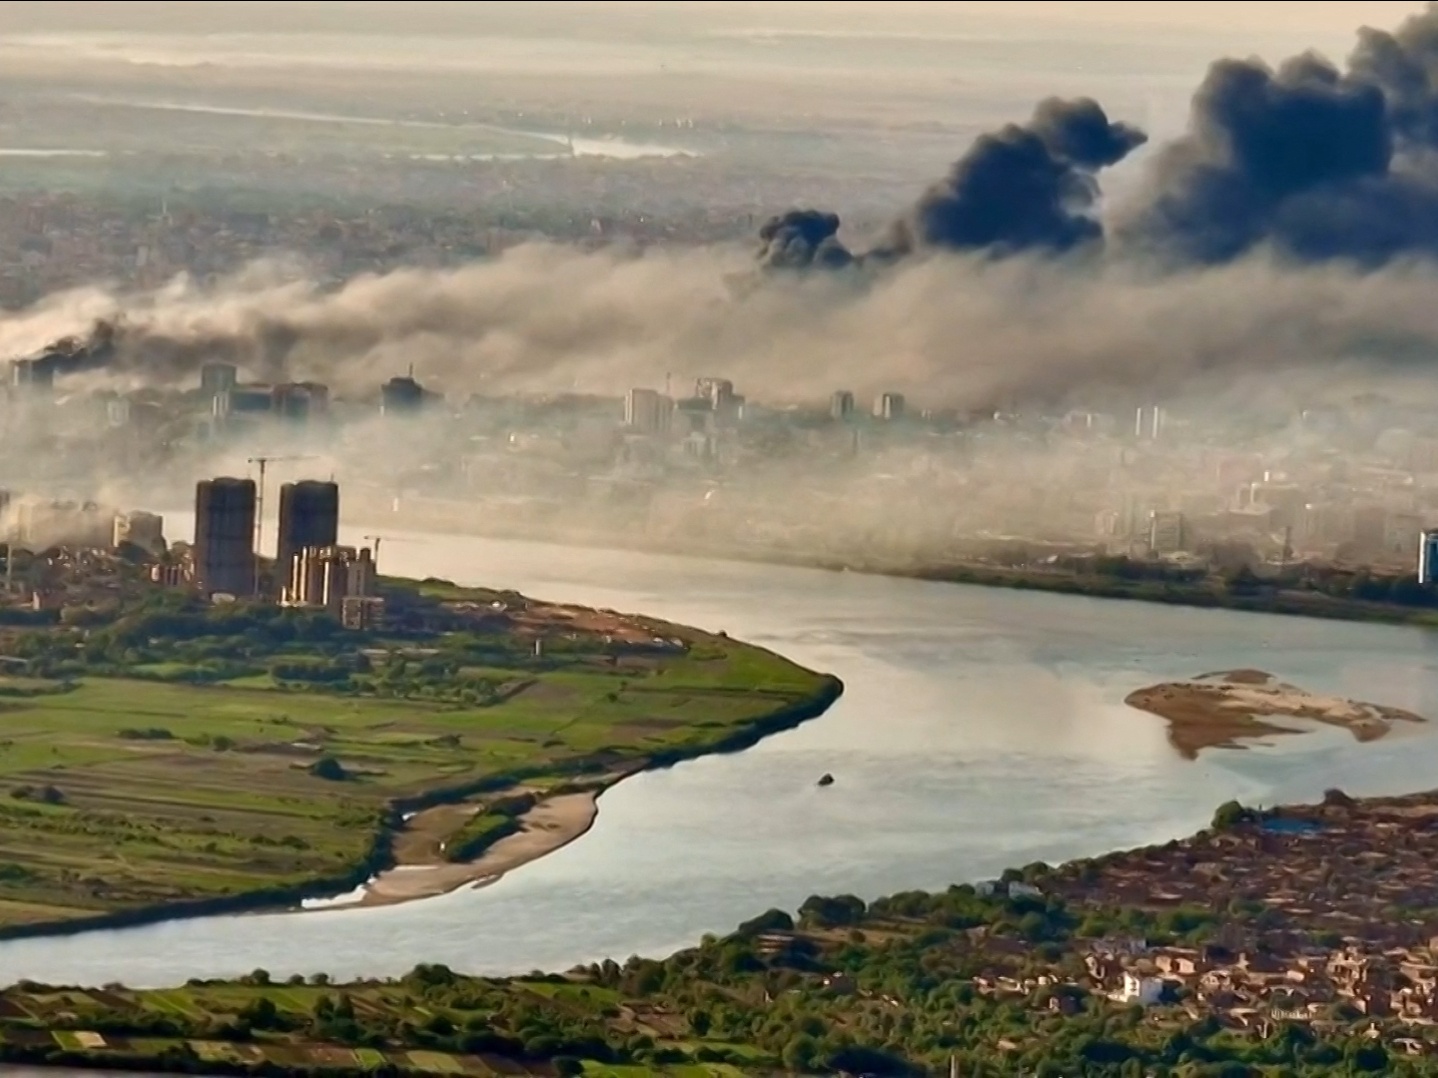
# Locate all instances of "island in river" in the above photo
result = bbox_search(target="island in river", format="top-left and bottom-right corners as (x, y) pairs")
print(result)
(10, 786), (1438, 1076)
(1125, 668), (1427, 759)
(0, 563), (840, 937)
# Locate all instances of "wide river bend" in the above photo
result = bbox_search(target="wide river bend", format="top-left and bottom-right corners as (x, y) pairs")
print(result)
(4, 529), (1438, 987)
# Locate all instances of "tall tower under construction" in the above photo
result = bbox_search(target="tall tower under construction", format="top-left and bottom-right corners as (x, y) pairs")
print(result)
(277, 481), (340, 581)
(194, 478), (257, 598)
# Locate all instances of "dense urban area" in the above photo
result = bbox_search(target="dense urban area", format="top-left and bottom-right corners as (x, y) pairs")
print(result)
(6, 336), (1438, 620)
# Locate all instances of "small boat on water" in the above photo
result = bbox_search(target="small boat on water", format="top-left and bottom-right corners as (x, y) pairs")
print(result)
(817, 773), (835, 788)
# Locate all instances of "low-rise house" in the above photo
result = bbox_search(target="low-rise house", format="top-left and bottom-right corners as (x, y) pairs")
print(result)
(1112, 973), (1164, 1007)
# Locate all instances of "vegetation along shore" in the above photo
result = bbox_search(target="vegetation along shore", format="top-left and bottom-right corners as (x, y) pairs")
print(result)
(9, 787), (1438, 1076)
(0, 566), (841, 939)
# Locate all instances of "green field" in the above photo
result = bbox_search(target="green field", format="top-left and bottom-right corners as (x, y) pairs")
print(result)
(0, 971), (774, 1076)
(0, 631), (830, 928)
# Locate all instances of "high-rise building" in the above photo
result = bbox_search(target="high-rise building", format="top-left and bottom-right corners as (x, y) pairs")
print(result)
(381, 374), (426, 416)
(1420, 531), (1438, 586)
(624, 389), (673, 434)
(695, 378), (735, 411)
(200, 363), (239, 398)
(213, 385), (275, 419)
(1148, 511), (1187, 556)
(10, 359), (54, 392)
(13, 499), (112, 548)
(874, 393), (906, 421)
(287, 545), (376, 613)
(272, 382), (330, 422)
(831, 391), (856, 421)
(194, 478), (257, 597)
(277, 481), (340, 582)
(1135, 405), (1166, 441)
(113, 511), (166, 556)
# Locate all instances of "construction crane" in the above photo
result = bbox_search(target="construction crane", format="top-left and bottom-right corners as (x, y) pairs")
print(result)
(246, 454), (317, 555)
(363, 535), (421, 573)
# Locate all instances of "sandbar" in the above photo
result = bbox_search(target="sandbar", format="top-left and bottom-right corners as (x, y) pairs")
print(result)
(308, 785), (615, 910)
(1125, 669), (1426, 760)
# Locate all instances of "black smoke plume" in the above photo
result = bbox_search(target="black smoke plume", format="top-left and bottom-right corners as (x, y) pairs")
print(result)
(1127, 4), (1438, 265)
(753, 100), (1144, 269)
(756, 210), (855, 270)
(877, 97), (1145, 258)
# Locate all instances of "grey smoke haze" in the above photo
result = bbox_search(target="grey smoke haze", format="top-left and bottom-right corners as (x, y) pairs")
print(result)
(18, 5), (1438, 405)
(12, 244), (1438, 410)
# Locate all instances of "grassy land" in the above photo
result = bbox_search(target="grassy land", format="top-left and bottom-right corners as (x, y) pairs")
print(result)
(0, 591), (836, 933)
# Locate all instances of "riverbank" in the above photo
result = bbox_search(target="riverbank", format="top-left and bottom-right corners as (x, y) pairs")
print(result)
(349, 503), (1438, 630)
(342, 782), (617, 908)
(0, 671), (842, 941)
(10, 784), (1438, 1078)
(0, 570), (844, 941)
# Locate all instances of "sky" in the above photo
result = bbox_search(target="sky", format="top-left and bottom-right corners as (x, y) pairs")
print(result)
(0, 1), (1427, 37)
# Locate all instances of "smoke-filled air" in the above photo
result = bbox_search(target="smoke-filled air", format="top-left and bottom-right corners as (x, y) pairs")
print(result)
(14, 5), (1438, 409)
(13, 3), (1438, 573)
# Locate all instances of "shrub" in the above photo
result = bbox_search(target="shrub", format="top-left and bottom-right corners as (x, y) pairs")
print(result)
(309, 757), (348, 782)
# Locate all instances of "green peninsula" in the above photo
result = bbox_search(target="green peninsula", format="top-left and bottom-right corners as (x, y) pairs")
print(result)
(0, 570), (839, 934)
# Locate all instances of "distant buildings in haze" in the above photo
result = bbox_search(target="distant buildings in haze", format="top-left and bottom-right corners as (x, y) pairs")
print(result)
(875, 392), (906, 422)
(625, 388), (674, 434)
(381, 371), (428, 416)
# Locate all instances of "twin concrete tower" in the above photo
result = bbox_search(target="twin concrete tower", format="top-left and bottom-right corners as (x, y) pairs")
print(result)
(193, 478), (338, 598)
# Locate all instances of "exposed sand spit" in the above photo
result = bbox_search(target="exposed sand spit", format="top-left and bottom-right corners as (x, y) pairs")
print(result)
(1126, 670), (1426, 760)
(360, 791), (603, 907)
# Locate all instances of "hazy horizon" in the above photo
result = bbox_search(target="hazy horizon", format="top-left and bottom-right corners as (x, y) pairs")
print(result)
(0, 2), (1427, 37)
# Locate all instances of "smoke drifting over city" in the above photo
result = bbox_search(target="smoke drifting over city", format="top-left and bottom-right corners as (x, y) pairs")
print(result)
(15, 5), (1438, 409)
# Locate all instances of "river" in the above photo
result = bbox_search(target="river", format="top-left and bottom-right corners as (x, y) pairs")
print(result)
(4, 528), (1438, 988)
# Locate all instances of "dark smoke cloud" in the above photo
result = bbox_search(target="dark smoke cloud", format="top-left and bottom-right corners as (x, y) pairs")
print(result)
(878, 97), (1146, 258)
(1126, 4), (1438, 265)
(751, 5), (1438, 270)
(752, 99), (1144, 269)
(756, 210), (854, 270)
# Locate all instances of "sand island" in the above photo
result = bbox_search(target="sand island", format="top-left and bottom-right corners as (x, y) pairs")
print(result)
(1125, 669), (1426, 759)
